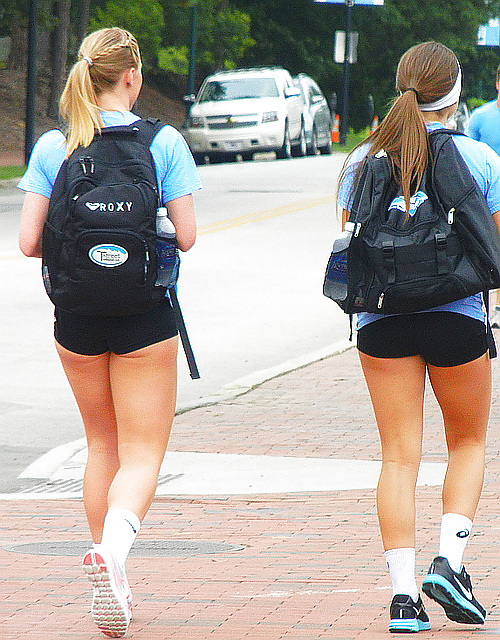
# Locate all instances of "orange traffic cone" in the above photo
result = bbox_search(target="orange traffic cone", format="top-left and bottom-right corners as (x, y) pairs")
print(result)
(331, 114), (340, 144)
(370, 115), (379, 133)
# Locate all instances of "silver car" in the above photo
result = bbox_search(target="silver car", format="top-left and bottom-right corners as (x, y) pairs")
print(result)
(293, 73), (333, 156)
(182, 67), (304, 164)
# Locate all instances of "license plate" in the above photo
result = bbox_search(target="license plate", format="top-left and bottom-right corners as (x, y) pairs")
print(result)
(224, 141), (243, 151)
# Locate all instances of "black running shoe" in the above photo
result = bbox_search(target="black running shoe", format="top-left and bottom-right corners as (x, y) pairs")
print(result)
(422, 556), (486, 624)
(389, 594), (431, 633)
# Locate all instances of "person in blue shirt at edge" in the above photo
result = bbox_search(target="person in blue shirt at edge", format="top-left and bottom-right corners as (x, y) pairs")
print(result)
(467, 63), (500, 328)
(18, 28), (201, 638)
(338, 41), (500, 634)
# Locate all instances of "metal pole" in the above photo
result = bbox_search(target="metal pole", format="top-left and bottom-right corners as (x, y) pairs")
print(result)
(339, 0), (353, 146)
(25, 0), (37, 164)
(187, 2), (198, 96)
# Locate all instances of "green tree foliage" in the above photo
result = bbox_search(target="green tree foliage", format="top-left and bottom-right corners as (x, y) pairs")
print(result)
(6, 0), (500, 132)
(347, 0), (500, 129)
(89, 0), (165, 67)
(158, 45), (190, 75)
(159, 0), (255, 80)
(234, 0), (500, 130)
(211, 6), (255, 70)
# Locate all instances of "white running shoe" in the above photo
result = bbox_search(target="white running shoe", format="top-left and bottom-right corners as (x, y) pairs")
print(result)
(491, 307), (500, 329)
(83, 546), (132, 638)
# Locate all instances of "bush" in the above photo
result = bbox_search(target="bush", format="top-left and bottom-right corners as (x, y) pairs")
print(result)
(467, 97), (488, 112)
(158, 46), (189, 76)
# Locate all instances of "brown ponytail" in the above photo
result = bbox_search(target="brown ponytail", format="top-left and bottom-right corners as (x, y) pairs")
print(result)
(340, 41), (459, 216)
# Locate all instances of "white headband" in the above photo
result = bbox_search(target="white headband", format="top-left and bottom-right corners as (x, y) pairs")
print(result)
(419, 65), (461, 112)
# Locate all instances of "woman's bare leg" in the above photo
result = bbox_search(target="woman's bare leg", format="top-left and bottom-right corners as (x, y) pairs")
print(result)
(55, 336), (178, 539)
(359, 352), (427, 550)
(55, 344), (119, 543)
(107, 336), (178, 519)
(427, 353), (490, 520)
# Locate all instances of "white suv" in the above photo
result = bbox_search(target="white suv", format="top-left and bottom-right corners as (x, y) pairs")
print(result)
(182, 67), (304, 163)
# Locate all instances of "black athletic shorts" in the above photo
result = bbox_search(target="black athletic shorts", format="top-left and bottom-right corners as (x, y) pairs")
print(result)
(357, 311), (488, 367)
(54, 298), (178, 356)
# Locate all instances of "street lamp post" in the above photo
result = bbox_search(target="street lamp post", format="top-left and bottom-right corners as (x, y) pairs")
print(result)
(187, 2), (198, 97)
(25, 0), (37, 164)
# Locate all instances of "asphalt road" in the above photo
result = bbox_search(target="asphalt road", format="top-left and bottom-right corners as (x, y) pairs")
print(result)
(0, 151), (349, 491)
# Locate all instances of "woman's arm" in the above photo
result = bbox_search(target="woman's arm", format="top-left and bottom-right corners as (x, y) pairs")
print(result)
(342, 209), (349, 230)
(19, 192), (50, 258)
(493, 211), (500, 240)
(166, 193), (197, 252)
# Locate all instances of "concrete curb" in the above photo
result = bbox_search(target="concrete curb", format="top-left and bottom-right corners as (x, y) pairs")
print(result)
(19, 338), (354, 480)
(0, 178), (20, 189)
(175, 337), (353, 414)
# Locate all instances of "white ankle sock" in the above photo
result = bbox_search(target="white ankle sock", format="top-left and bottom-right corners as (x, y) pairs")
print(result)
(438, 512), (472, 573)
(99, 508), (141, 569)
(385, 548), (419, 602)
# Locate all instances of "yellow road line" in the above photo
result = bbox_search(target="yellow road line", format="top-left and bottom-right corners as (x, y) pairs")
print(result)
(198, 195), (335, 235)
(0, 195), (335, 260)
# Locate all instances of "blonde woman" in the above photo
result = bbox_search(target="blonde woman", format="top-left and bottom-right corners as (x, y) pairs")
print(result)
(338, 42), (500, 633)
(18, 28), (201, 637)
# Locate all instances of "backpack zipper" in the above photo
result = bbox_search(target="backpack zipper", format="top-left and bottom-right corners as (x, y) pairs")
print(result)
(144, 246), (150, 282)
(79, 157), (95, 175)
(378, 292), (384, 309)
(445, 184), (475, 222)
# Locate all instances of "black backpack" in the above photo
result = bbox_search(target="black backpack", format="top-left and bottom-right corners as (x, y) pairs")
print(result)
(42, 118), (177, 317)
(324, 129), (500, 316)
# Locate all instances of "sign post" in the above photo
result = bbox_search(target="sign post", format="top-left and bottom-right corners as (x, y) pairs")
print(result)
(477, 19), (500, 47)
(314, 0), (383, 145)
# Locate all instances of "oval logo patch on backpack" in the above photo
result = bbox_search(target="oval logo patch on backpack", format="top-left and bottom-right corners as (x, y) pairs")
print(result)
(89, 244), (129, 268)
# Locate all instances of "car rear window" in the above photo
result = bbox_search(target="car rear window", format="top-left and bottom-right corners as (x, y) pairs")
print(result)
(198, 78), (279, 102)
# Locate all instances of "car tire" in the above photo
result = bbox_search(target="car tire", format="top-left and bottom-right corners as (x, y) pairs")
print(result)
(291, 125), (307, 157)
(306, 127), (319, 156)
(241, 151), (254, 162)
(275, 124), (292, 160)
(319, 140), (333, 156)
(192, 152), (206, 165)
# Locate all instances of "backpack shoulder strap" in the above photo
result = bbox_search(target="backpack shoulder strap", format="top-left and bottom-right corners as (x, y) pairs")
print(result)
(128, 117), (165, 148)
(95, 118), (164, 146)
(428, 128), (479, 209)
(349, 151), (391, 225)
(429, 129), (498, 358)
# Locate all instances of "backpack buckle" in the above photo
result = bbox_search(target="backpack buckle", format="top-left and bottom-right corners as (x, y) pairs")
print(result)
(382, 241), (394, 255)
(435, 233), (448, 274)
(382, 241), (396, 284)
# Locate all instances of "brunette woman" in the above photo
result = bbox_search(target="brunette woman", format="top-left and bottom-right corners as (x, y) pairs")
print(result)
(338, 41), (500, 633)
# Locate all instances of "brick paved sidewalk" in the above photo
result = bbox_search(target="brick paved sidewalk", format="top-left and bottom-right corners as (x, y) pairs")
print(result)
(1, 347), (500, 639)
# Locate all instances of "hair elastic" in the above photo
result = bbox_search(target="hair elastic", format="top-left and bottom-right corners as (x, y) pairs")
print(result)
(82, 56), (93, 67)
(405, 87), (420, 100)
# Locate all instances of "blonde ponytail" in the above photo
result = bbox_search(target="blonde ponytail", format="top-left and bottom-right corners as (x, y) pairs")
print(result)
(59, 28), (141, 157)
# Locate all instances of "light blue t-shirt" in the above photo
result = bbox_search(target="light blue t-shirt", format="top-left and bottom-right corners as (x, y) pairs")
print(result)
(337, 122), (500, 329)
(467, 100), (500, 157)
(18, 111), (202, 203)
